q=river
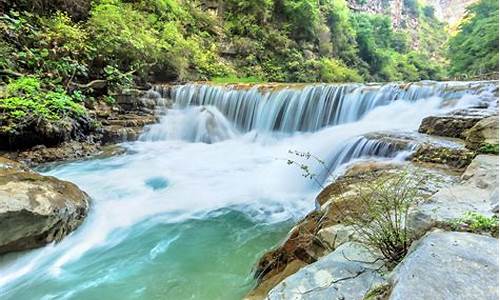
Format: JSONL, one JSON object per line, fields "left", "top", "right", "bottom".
{"left": 0, "top": 81, "right": 495, "bottom": 299}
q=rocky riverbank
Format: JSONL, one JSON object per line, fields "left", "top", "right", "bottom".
{"left": 248, "top": 92, "right": 499, "bottom": 299}
{"left": 0, "top": 89, "right": 168, "bottom": 255}
{"left": 1, "top": 89, "right": 168, "bottom": 166}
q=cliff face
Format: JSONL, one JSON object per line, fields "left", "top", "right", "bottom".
{"left": 423, "top": 0, "right": 478, "bottom": 25}
{"left": 346, "top": 0, "right": 410, "bottom": 29}
{"left": 346, "top": 0, "right": 477, "bottom": 27}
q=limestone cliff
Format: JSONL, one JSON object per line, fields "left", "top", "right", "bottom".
{"left": 345, "top": 0, "right": 477, "bottom": 27}
{"left": 423, "top": 0, "right": 478, "bottom": 25}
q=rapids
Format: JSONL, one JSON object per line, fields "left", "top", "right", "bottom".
{"left": 0, "top": 81, "right": 496, "bottom": 300}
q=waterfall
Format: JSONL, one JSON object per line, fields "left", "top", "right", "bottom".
{"left": 158, "top": 81, "right": 494, "bottom": 134}
{"left": 140, "top": 106, "right": 237, "bottom": 143}
{"left": 326, "top": 136, "right": 413, "bottom": 170}
{"left": 312, "top": 135, "right": 416, "bottom": 182}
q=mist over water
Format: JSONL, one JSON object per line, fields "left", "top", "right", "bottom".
{"left": 0, "top": 81, "right": 496, "bottom": 299}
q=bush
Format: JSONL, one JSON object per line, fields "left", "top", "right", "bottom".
{"left": 342, "top": 170, "right": 423, "bottom": 263}
{"left": 448, "top": 0, "right": 499, "bottom": 76}
{"left": 319, "top": 58, "right": 363, "bottom": 82}
{"left": 1, "top": 76, "right": 85, "bottom": 123}
{"left": 87, "top": 1, "right": 162, "bottom": 79}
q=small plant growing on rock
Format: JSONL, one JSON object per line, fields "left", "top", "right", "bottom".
{"left": 478, "top": 143, "right": 499, "bottom": 155}
{"left": 286, "top": 150, "right": 328, "bottom": 189}
{"left": 341, "top": 170, "right": 423, "bottom": 264}
{"left": 449, "top": 211, "right": 499, "bottom": 236}
{"left": 284, "top": 149, "right": 424, "bottom": 265}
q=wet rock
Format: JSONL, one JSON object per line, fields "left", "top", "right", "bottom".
{"left": 388, "top": 231, "right": 498, "bottom": 300}
{"left": 250, "top": 160, "right": 460, "bottom": 298}
{"left": 0, "top": 157, "right": 90, "bottom": 254}
{"left": 411, "top": 142, "right": 475, "bottom": 169}
{"left": 115, "top": 89, "right": 167, "bottom": 113}
{"left": 100, "top": 114, "right": 157, "bottom": 144}
{"left": 363, "top": 131, "right": 475, "bottom": 169}
{"left": 6, "top": 141, "right": 100, "bottom": 166}
{"left": 418, "top": 108, "right": 497, "bottom": 139}
{"left": 408, "top": 154, "right": 499, "bottom": 236}
{"left": 0, "top": 116, "right": 93, "bottom": 151}
{"left": 266, "top": 242, "right": 385, "bottom": 300}
{"left": 465, "top": 115, "right": 499, "bottom": 151}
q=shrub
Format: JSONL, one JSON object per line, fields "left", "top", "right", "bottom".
{"left": 1, "top": 76, "right": 86, "bottom": 123}
{"left": 319, "top": 58, "right": 363, "bottom": 82}
{"left": 87, "top": 1, "right": 162, "bottom": 79}
{"left": 448, "top": 0, "right": 499, "bottom": 76}
{"left": 341, "top": 170, "right": 423, "bottom": 264}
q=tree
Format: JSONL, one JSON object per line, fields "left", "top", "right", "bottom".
{"left": 448, "top": 0, "right": 499, "bottom": 76}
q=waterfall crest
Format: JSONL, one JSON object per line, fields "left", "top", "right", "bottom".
{"left": 158, "top": 81, "right": 494, "bottom": 134}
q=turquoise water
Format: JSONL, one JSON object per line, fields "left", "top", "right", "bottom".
{"left": 2, "top": 208, "right": 292, "bottom": 299}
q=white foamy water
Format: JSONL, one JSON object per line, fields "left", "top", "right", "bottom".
{"left": 0, "top": 81, "right": 496, "bottom": 300}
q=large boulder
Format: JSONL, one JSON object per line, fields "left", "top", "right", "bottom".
{"left": 465, "top": 115, "right": 499, "bottom": 151}
{"left": 388, "top": 231, "right": 498, "bottom": 300}
{"left": 0, "top": 157, "right": 90, "bottom": 254}
{"left": 266, "top": 242, "right": 385, "bottom": 300}
{"left": 418, "top": 108, "right": 497, "bottom": 139}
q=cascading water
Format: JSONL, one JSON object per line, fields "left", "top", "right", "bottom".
{"left": 161, "top": 81, "right": 495, "bottom": 133}
{"left": 0, "top": 81, "right": 496, "bottom": 300}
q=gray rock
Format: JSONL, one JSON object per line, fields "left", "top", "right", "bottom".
{"left": 389, "top": 231, "right": 499, "bottom": 300}
{"left": 0, "top": 157, "right": 90, "bottom": 254}
{"left": 418, "top": 108, "right": 497, "bottom": 139}
{"left": 266, "top": 242, "right": 385, "bottom": 300}
{"left": 465, "top": 115, "right": 499, "bottom": 150}
{"left": 408, "top": 154, "right": 499, "bottom": 235}
{"left": 490, "top": 188, "right": 499, "bottom": 213}
{"left": 317, "top": 224, "right": 356, "bottom": 250}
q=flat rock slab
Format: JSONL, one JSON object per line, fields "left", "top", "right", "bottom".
{"left": 389, "top": 231, "right": 499, "bottom": 300}
{"left": 266, "top": 242, "right": 384, "bottom": 300}
{"left": 409, "top": 154, "right": 499, "bottom": 235}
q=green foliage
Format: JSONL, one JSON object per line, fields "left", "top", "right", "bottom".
{"left": 1, "top": 0, "right": 452, "bottom": 88}
{"left": 87, "top": 1, "right": 163, "bottom": 78}
{"left": 448, "top": 0, "right": 499, "bottom": 76}
{"left": 319, "top": 58, "right": 363, "bottom": 82}
{"left": 282, "top": 0, "right": 321, "bottom": 41}
{"left": 211, "top": 76, "right": 264, "bottom": 84}
{"left": 0, "top": 77, "right": 85, "bottom": 124}
{"left": 349, "top": 12, "right": 444, "bottom": 81}
{"left": 450, "top": 212, "right": 499, "bottom": 235}
{"left": 478, "top": 143, "right": 499, "bottom": 155}
{"left": 6, "top": 76, "right": 40, "bottom": 95}
{"left": 104, "top": 65, "right": 133, "bottom": 93}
